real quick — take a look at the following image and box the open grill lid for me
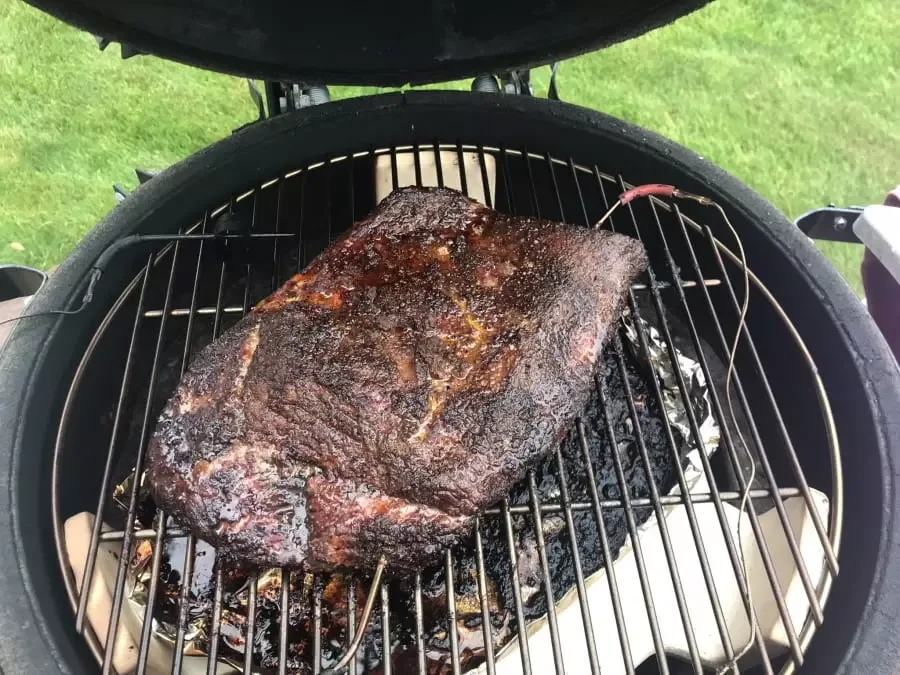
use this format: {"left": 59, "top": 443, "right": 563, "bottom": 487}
{"left": 26, "top": 0, "right": 711, "bottom": 86}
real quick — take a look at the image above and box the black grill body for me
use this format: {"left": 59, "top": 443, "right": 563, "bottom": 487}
{"left": 0, "top": 92, "right": 898, "bottom": 675}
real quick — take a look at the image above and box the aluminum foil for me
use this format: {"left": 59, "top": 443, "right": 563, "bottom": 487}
{"left": 108, "top": 477, "right": 238, "bottom": 673}
{"left": 621, "top": 310, "right": 720, "bottom": 474}
{"left": 127, "top": 536, "right": 210, "bottom": 658}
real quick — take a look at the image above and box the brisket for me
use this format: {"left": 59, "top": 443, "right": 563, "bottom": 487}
{"left": 146, "top": 186, "right": 647, "bottom": 570}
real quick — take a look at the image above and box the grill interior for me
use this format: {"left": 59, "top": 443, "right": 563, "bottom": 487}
{"left": 51, "top": 145, "right": 841, "bottom": 675}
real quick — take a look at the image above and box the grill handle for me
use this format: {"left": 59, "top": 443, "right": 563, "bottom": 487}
{"left": 856, "top": 188, "right": 900, "bottom": 362}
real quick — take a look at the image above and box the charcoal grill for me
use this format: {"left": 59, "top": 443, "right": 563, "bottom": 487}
{"left": 2, "top": 3, "right": 900, "bottom": 675}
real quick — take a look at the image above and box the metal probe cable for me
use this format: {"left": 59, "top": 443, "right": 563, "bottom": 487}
{"left": 597, "top": 185, "right": 757, "bottom": 673}
{"left": 0, "top": 232, "right": 298, "bottom": 331}
{"left": 320, "top": 556, "right": 388, "bottom": 675}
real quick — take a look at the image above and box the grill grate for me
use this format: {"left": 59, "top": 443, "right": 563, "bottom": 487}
{"left": 53, "top": 145, "right": 841, "bottom": 675}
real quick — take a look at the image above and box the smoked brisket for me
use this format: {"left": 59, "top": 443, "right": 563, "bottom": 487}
{"left": 146, "top": 187, "right": 647, "bottom": 570}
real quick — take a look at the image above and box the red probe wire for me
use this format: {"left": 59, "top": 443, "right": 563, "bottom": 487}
{"left": 619, "top": 183, "right": 676, "bottom": 204}
{"left": 595, "top": 183, "right": 714, "bottom": 229}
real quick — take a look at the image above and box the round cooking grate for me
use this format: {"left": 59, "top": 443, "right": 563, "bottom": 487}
{"left": 52, "top": 145, "right": 841, "bottom": 675}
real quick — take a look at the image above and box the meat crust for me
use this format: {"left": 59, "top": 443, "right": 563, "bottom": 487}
{"left": 146, "top": 187, "right": 647, "bottom": 570}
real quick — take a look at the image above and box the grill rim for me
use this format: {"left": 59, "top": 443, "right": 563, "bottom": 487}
{"left": 59, "top": 166, "right": 839, "bottom": 673}
{"left": 0, "top": 91, "right": 897, "bottom": 674}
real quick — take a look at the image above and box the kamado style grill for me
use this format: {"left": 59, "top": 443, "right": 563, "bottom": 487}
{"left": 2, "top": 1, "right": 900, "bottom": 674}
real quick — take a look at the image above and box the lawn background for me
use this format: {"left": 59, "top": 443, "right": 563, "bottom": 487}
{"left": 1, "top": 0, "right": 898, "bottom": 295}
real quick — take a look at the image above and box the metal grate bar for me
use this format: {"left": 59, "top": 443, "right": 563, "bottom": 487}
{"left": 501, "top": 499, "right": 534, "bottom": 675}
{"left": 242, "top": 191, "right": 260, "bottom": 311}
{"left": 96, "top": 485, "right": 812, "bottom": 541}
{"left": 205, "top": 568, "right": 226, "bottom": 675}
{"left": 414, "top": 572, "right": 427, "bottom": 675}
{"left": 211, "top": 250, "right": 228, "bottom": 337}
{"left": 136, "top": 515, "right": 168, "bottom": 675}
{"left": 526, "top": 472, "right": 566, "bottom": 675}
{"left": 390, "top": 146, "right": 400, "bottom": 192}
{"left": 458, "top": 146, "right": 500, "bottom": 675}
{"left": 182, "top": 211, "right": 211, "bottom": 367}
{"left": 477, "top": 146, "right": 494, "bottom": 208}
{"left": 140, "top": 280, "right": 724, "bottom": 318}
{"left": 345, "top": 579, "right": 358, "bottom": 675}
{"left": 349, "top": 153, "right": 358, "bottom": 223}
{"left": 464, "top": 145, "right": 499, "bottom": 675}
{"left": 381, "top": 581, "right": 393, "bottom": 675}
{"left": 474, "top": 518, "right": 497, "bottom": 675}
{"left": 172, "top": 535, "right": 197, "bottom": 675}
{"left": 413, "top": 145, "right": 424, "bottom": 187}
{"left": 523, "top": 151, "right": 541, "bottom": 217}
{"left": 576, "top": 419, "right": 636, "bottom": 674}
{"left": 568, "top": 157, "right": 592, "bottom": 227}
{"left": 325, "top": 157, "right": 335, "bottom": 244}
{"left": 296, "top": 169, "right": 308, "bottom": 271}
{"left": 271, "top": 178, "right": 286, "bottom": 292}
{"left": 205, "top": 195, "right": 253, "bottom": 675}
{"left": 368, "top": 487, "right": 793, "bottom": 508}
{"left": 244, "top": 573, "right": 260, "bottom": 675}
{"left": 500, "top": 148, "right": 517, "bottom": 214}
{"left": 594, "top": 370, "right": 671, "bottom": 675}
{"left": 470, "top": 146, "right": 550, "bottom": 675}
{"left": 433, "top": 142, "right": 444, "bottom": 188}
{"left": 207, "top": 191, "right": 257, "bottom": 675}
{"left": 312, "top": 577, "right": 323, "bottom": 674}
{"left": 445, "top": 551, "right": 462, "bottom": 675}
{"left": 278, "top": 569, "right": 291, "bottom": 675}
{"left": 554, "top": 448, "right": 601, "bottom": 674}
{"left": 545, "top": 152, "right": 566, "bottom": 219}
{"left": 275, "top": 179, "right": 292, "bottom": 675}
{"left": 454, "top": 146, "right": 489, "bottom": 675}
{"left": 456, "top": 144, "right": 469, "bottom": 195}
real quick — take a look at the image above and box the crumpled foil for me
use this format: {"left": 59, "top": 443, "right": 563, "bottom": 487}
{"left": 111, "top": 477, "right": 233, "bottom": 671}
{"left": 127, "top": 537, "right": 209, "bottom": 657}
{"left": 621, "top": 310, "right": 720, "bottom": 474}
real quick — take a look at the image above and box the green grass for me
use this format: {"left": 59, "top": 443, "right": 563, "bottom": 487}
{"left": 2, "top": 0, "right": 898, "bottom": 294}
